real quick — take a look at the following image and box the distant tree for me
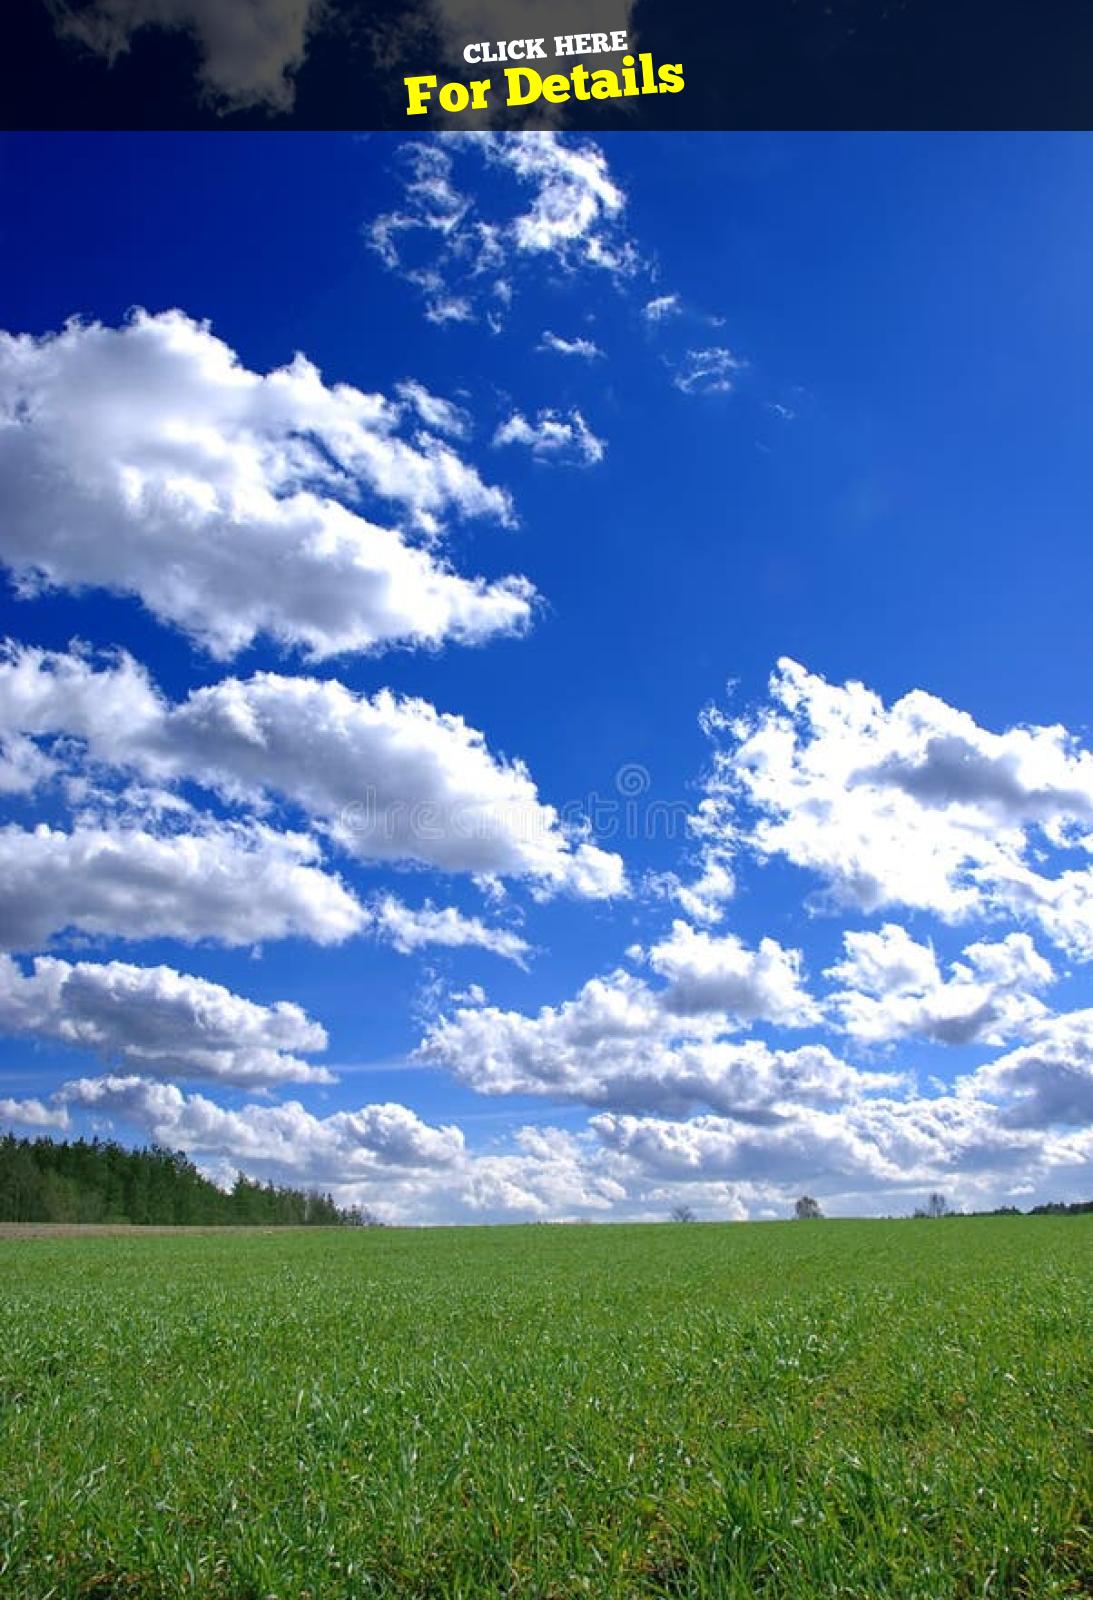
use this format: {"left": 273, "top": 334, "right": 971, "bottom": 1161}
{"left": 669, "top": 1203, "right": 697, "bottom": 1223}
{"left": 795, "top": 1195, "right": 823, "bottom": 1220}
{"left": 346, "top": 1204, "right": 385, "bottom": 1228}
{"left": 927, "top": 1191, "right": 950, "bottom": 1218}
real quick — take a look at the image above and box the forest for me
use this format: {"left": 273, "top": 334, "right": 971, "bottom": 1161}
{"left": 0, "top": 1135, "right": 371, "bottom": 1226}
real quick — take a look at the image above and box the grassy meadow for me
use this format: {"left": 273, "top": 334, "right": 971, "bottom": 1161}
{"left": 0, "top": 1217, "right": 1090, "bottom": 1599}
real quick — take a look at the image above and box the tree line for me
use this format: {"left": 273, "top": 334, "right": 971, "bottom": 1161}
{"left": 794, "top": 1192, "right": 1093, "bottom": 1221}
{"left": 0, "top": 1135, "right": 379, "bottom": 1227}
{"left": 672, "top": 1194, "right": 1093, "bottom": 1222}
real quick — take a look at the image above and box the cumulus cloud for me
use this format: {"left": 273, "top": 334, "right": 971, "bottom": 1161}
{"left": 0, "top": 821, "right": 364, "bottom": 951}
{"left": 0, "top": 310, "right": 531, "bottom": 660}
{"left": 0, "top": 640, "right": 162, "bottom": 796}
{"left": 369, "top": 135, "right": 637, "bottom": 326}
{"left": 493, "top": 408, "right": 605, "bottom": 466}
{"left": 673, "top": 347, "right": 747, "bottom": 396}
{"left": 644, "top": 920, "right": 820, "bottom": 1025}
{"left": 700, "top": 659, "right": 1093, "bottom": 957}
{"left": 827, "top": 921, "right": 942, "bottom": 998}
{"left": 592, "top": 1106, "right": 885, "bottom": 1186}
{"left": 669, "top": 852, "right": 736, "bottom": 927}
{"left": 537, "top": 331, "right": 603, "bottom": 359}
{"left": 0, "top": 643, "right": 623, "bottom": 896}
{"left": 411, "top": 896, "right": 1092, "bottom": 1210}
{"left": 63, "top": 1075, "right": 465, "bottom": 1175}
{"left": 46, "top": 0, "right": 323, "bottom": 112}
{"left": 447, "top": 1125, "right": 628, "bottom": 1219}
{"left": 589, "top": 1089, "right": 1086, "bottom": 1198}
{"left": 13, "top": 1075, "right": 626, "bottom": 1222}
{"left": 964, "top": 1009, "right": 1093, "bottom": 1129}
{"left": 0, "top": 1094, "right": 69, "bottom": 1130}
{"left": 6, "top": 1058, "right": 1084, "bottom": 1221}
{"left": 0, "top": 953, "right": 330, "bottom": 1086}
{"left": 369, "top": 895, "right": 530, "bottom": 964}
{"left": 6, "top": 1048, "right": 1086, "bottom": 1223}
{"left": 416, "top": 951, "right": 889, "bottom": 1116}
{"left": 825, "top": 925, "right": 1053, "bottom": 1047}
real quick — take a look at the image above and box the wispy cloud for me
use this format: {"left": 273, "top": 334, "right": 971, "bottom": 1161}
{"left": 493, "top": 407, "right": 606, "bottom": 467}
{"left": 537, "top": 330, "right": 603, "bottom": 360}
{"left": 673, "top": 346, "right": 747, "bottom": 396}
{"left": 368, "top": 134, "right": 640, "bottom": 328}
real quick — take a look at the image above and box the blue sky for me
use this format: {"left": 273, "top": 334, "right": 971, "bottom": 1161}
{"left": 2, "top": 131, "right": 1093, "bottom": 1220}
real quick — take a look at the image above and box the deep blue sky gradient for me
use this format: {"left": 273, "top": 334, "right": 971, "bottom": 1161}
{"left": 4, "top": 131, "right": 1093, "bottom": 1150}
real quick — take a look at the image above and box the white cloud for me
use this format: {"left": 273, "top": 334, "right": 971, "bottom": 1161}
{"left": 0, "top": 1095, "right": 69, "bottom": 1130}
{"left": 0, "top": 310, "right": 531, "bottom": 660}
{"left": 0, "top": 643, "right": 624, "bottom": 897}
{"left": 369, "top": 135, "right": 638, "bottom": 326}
{"left": 8, "top": 1041, "right": 1087, "bottom": 1223}
{"left": 368, "top": 144, "right": 471, "bottom": 277}
{"left": 412, "top": 904, "right": 1089, "bottom": 1206}
{"left": 537, "top": 331, "right": 603, "bottom": 360}
{"left": 702, "top": 659, "right": 1093, "bottom": 957}
{"left": 673, "top": 347, "right": 747, "bottom": 396}
{"left": 417, "top": 958, "right": 890, "bottom": 1116}
{"left": 424, "top": 296, "right": 476, "bottom": 326}
{"left": 46, "top": 0, "right": 323, "bottom": 112}
{"left": 0, "top": 640, "right": 162, "bottom": 796}
{"left": 643, "top": 920, "right": 819, "bottom": 1025}
{"left": 642, "top": 293, "right": 681, "bottom": 322}
{"left": 27, "top": 1075, "right": 627, "bottom": 1222}
{"left": 63, "top": 1075, "right": 466, "bottom": 1175}
{"left": 493, "top": 408, "right": 605, "bottom": 466}
{"left": 393, "top": 379, "right": 470, "bottom": 437}
{"left": 826, "top": 921, "right": 942, "bottom": 998}
{"left": 825, "top": 925, "right": 1053, "bottom": 1047}
{"left": 6, "top": 1058, "right": 1086, "bottom": 1220}
{"left": 486, "top": 134, "right": 629, "bottom": 264}
{"left": 0, "top": 821, "right": 364, "bottom": 952}
{"left": 445, "top": 1125, "right": 628, "bottom": 1220}
{"left": 589, "top": 1089, "right": 1088, "bottom": 1199}
{"left": 963, "top": 1009, "right": 1093, "bottom": 1129}
{"left": 369, "top": 895, "right": 530, "bottom": 964}
{"left": 0, "top": 953, "right": 330, "bottom": 1086}
{"left": 670, "top": 853, "right": 736, "bottom": 927}
{"left": 449, "top": 982, "right": 486, "bottom": 1006}
{"left": 592, "top": 1106, "right": 887, "bottom": 1186}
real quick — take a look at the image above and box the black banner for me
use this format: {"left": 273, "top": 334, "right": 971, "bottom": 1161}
{"left": 5, "top": 0, "right": 1093, "bottom": 131}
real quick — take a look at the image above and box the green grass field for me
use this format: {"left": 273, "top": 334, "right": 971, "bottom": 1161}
{"left": 1, "top": 1218, "right": 1090, "bottom": 1599}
